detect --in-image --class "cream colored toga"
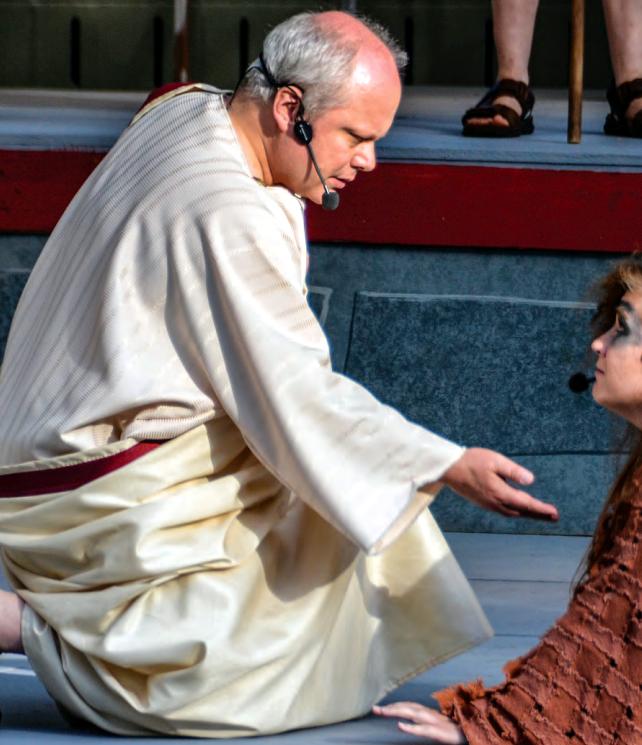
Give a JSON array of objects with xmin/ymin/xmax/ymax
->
[{"xmin": 0, "ymin": 86, "xmax": 491, "ymax": 737}]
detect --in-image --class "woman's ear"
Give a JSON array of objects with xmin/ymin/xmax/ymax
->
[{"xmin": 272, "ymin": 87, "xmax": 302, "ymax": 135}]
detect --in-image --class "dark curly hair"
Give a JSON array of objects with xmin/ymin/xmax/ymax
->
[{"xmin": 579, "ymin": 254, "xmax": 642, "ymax": 583}]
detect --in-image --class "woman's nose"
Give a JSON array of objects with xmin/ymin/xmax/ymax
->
[{"xmin": 591, "ymin": 332, "xmax": 607, "ymax": 355}]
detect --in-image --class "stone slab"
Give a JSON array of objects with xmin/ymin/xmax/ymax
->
[
  {"xmin": 345, "ymin": 293, "xmax": 617, "ymax": 454},
  {"xmin": 307, "ymin": 245, "xmax": 625, "ymax": 374},
  {"xmin": 307, "ymin": 285, "xmax": 332, "ymax": 327},
  {"xmin": 0, "ymin": 236, "xmax": 45, "ymax": 270},
  {"xmin": 0, "ymin": 271, "xmax": 29, "ymax": 360}
]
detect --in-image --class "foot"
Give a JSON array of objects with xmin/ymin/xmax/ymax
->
[
  {"xmin": 605, "ymin": 79, "xmax": 642, "ymax": 137},
  {"xmin": 462, "ymin": 79, "xmax": 535, "ymax": 137},
  {"xmin": 0, "ymin": 589, "xmax": 24, "ymax": 654},
  {"xmin": 626, "ymin": 96, "xmax": 642, "ymax": 124},
  {"xmin": 465, "ymin": 93, "xmax": 523, "ymax": 128}
]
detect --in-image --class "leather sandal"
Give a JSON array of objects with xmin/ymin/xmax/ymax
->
[
  {"xmin": 604, "ymin": 78, "xmax": 642, "ymax": 138},
  {"xmin": 462, "ymin": 79, "xmax": 535, "ymax": 138}
]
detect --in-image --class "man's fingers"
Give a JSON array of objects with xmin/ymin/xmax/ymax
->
[
  {"xmin": 494, "ymin": 481, "xmax": 559, "ymax": 521},
  {"xmin": 494, "ymin": 453, "xmax": 534, "ymax": 486},
  {"xmin": 495, "ymin": 504, "xmax": 521, "ymax": 518}
]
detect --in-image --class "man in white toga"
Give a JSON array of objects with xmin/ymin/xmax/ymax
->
[{"xmin": 0, "ymin": 9, "xmax": 557, "ymax": 737}]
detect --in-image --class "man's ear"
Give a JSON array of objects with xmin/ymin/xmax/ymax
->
[{"xmin": 272, "ymin": 87, "xmax": 302, "ymax": 135}]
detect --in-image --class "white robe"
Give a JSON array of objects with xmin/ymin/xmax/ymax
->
[{"xmin": 0, "ymin": 85, "xmax": 492, "ymax": 736}]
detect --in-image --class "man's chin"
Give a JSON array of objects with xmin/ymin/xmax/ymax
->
[{"xmin": 301, "ymin": 188, "xmax": 325, "ymax": 205}]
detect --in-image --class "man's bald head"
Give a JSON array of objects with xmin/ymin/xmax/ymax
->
[{"xmin": 239, "ymin": 11, "xmax": 407, "ymax": 119}]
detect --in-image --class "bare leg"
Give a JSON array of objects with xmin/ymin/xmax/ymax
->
[
  {"xmin": 0, "ymin": 588, "xmax": 24, "ymax": 654},
  {"xmin": 467, "ymin": 0, "xmax": 540, "ymax": 127},
  {"xmin": 602, "ymin": 0, "xmax": 642, "ymax": 120}
]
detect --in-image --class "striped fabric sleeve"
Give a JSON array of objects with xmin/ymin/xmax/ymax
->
[{"xmin": 170, "ymin": 191, "xmax": 464, "ymax": 554}]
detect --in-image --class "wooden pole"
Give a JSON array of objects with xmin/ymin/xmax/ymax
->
[
  {"xmin": 568, "ymin": 0, "xmax": 584, "ymax": 144},
  {"xmin": 174, "ymin": 0, "xmax": 189, "ymax": 83}
]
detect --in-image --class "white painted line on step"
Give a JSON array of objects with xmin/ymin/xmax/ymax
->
[{"xmin": 0, "ymin": 666, "xmax": 36, "ymax": 677}]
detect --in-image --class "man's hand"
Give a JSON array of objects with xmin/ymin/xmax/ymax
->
[
  {"xmin": 442, "ymin": 448, "xmax": 558, "ymax": 521},
  {"xmin": 373, "ymin": 702, "xmax": 466, "ymax": 744}
]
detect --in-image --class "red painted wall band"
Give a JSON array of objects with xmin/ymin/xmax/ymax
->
[
  {"xmin": 0, "ymin": 149, "xmax": 104, "ymax": 234},
  {"xmin": 0, "ymin": 148, "xmax": 639, "ymax": 252},
  {"xmin": 305, "ymin": 163, "xmax": 641, "ymax": 253},
  {"xmin": 0, "ymin": 441, "xmax": 162, "ymax": 497}
]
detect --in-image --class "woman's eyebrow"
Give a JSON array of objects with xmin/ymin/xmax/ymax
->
[{"xmin": 618, "ymin": 300, "xmax": 635, "ymax": 314}]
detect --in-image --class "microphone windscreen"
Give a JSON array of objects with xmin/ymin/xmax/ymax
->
[
  {"xmin": 322, "ymin": 190, "xmax": 340, "ymax": 211},
  {"xmin": 568, "ymin": 372, "xmax": 593, "ymax": 393}
]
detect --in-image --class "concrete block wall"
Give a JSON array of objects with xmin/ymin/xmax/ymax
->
[
  {"xmin": 0, "ymin": 0, "xmax": 612, "ymax": 90},
  {"xmin": 306, "ymin": 243, "xmax": 626, "ymax": 536},
  {"xmin": 0, "ymin": 234, "xmax": 625, "ymax": 537}
]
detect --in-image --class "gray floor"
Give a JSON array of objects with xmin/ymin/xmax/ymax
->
[
  {"xmin": 0, "ymin": 531, "xmax": 589, "ymax": 743},
  {"xmin": 2, "ymin": 86, "xmax": 642, "ymax": 170}
]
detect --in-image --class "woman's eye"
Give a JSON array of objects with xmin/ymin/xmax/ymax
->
[{"xmin": 615, "ymin": 315, "xmax": 629, "ymax": 336}]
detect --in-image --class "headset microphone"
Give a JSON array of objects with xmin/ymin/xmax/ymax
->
[
  {"xmin": 293, "ymin": 118, "xmax": 340, "ymax": 211},
  {"xmin": 254, "ymin": 53, "xmax": 340, "ymax": 211},
  {"xmin": 568, "ymin": 372, "xmax": 596, "ymax": 393}
]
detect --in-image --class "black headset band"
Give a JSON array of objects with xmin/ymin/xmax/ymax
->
[
  {"xmin": 257, "ymin": 53, "xmax": 306, "ymax": 114},
  {"xmin": 257, "ymin": 53, "xmax": 282, "ymax": 89}
]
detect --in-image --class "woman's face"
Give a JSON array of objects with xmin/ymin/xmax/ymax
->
[{"xmin": 592, "ymin": 290, "xmax": 642, "ymax": 425}]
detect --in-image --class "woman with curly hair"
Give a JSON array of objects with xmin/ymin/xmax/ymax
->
[{"xmin": 375, "ymin": 256, "xmax": 642, "ymax": 744}]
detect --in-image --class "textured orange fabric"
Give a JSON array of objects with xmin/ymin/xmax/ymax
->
[{"xmin": 436, "ymin": 496, "xmax": 642, "ymax": 744}]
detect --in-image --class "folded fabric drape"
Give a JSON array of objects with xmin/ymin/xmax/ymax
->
[{"xmin": 0, "ymin": 421, "xmax": 491, "ymax": 737}]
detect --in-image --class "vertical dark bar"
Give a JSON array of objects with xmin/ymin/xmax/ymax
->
[
  {"xmin": 70, "ymin": 16, "xmax": 81, "ymax": 87},
  {"xmin": 403, "ymin": 16, "xmax": 414, "ymax": 85},
  {"xmin": 484, "ymin": 16, "xmax": 495, "ymax": 86},
  {"xmin": 153, "ymin": 15, "xmax": 164, "ymax": 86},
  {"xmin": 239, "ymin": 17, "xmax": 249, "ymax": 78}
]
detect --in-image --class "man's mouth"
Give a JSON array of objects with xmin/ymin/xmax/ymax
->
[{"xmin": 331, "ymin": 176, "xmax": 353, "ymax": 188}]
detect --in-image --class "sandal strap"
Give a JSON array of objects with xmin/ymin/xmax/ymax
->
[
  {"xmin": 607, "ymin": 78, "xmax": 642, "ymax": 117},
  {"xmin": 489, "ymin": 104, "xmax": 521, "ymax": 129},
  {"xmin": 477, "ymin": 78, "xmax": 535, "ymax": 116}
]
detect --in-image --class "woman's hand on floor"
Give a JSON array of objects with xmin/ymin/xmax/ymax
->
[{"xmin": 373, "ymin": 702, "xmax": 466, "ymax": 744}]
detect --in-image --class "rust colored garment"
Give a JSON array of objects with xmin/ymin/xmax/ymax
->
[{"xmin": 436, "ymin": 497, "xmax": 642, "ymax": 744}]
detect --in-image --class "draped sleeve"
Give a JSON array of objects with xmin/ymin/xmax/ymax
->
[{"xmin": 166, "ymin": 180, "xmax": 464, "ymax": 555}]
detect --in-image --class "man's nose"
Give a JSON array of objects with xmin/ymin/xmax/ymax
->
[{"xmin": 352, "ymin": 142, "xmax": 376, "ymax": 172}]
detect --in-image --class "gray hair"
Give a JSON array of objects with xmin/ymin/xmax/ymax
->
[{"xmin": 240, "ymin": 12, "xmax": 407, "ymax": 119}]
